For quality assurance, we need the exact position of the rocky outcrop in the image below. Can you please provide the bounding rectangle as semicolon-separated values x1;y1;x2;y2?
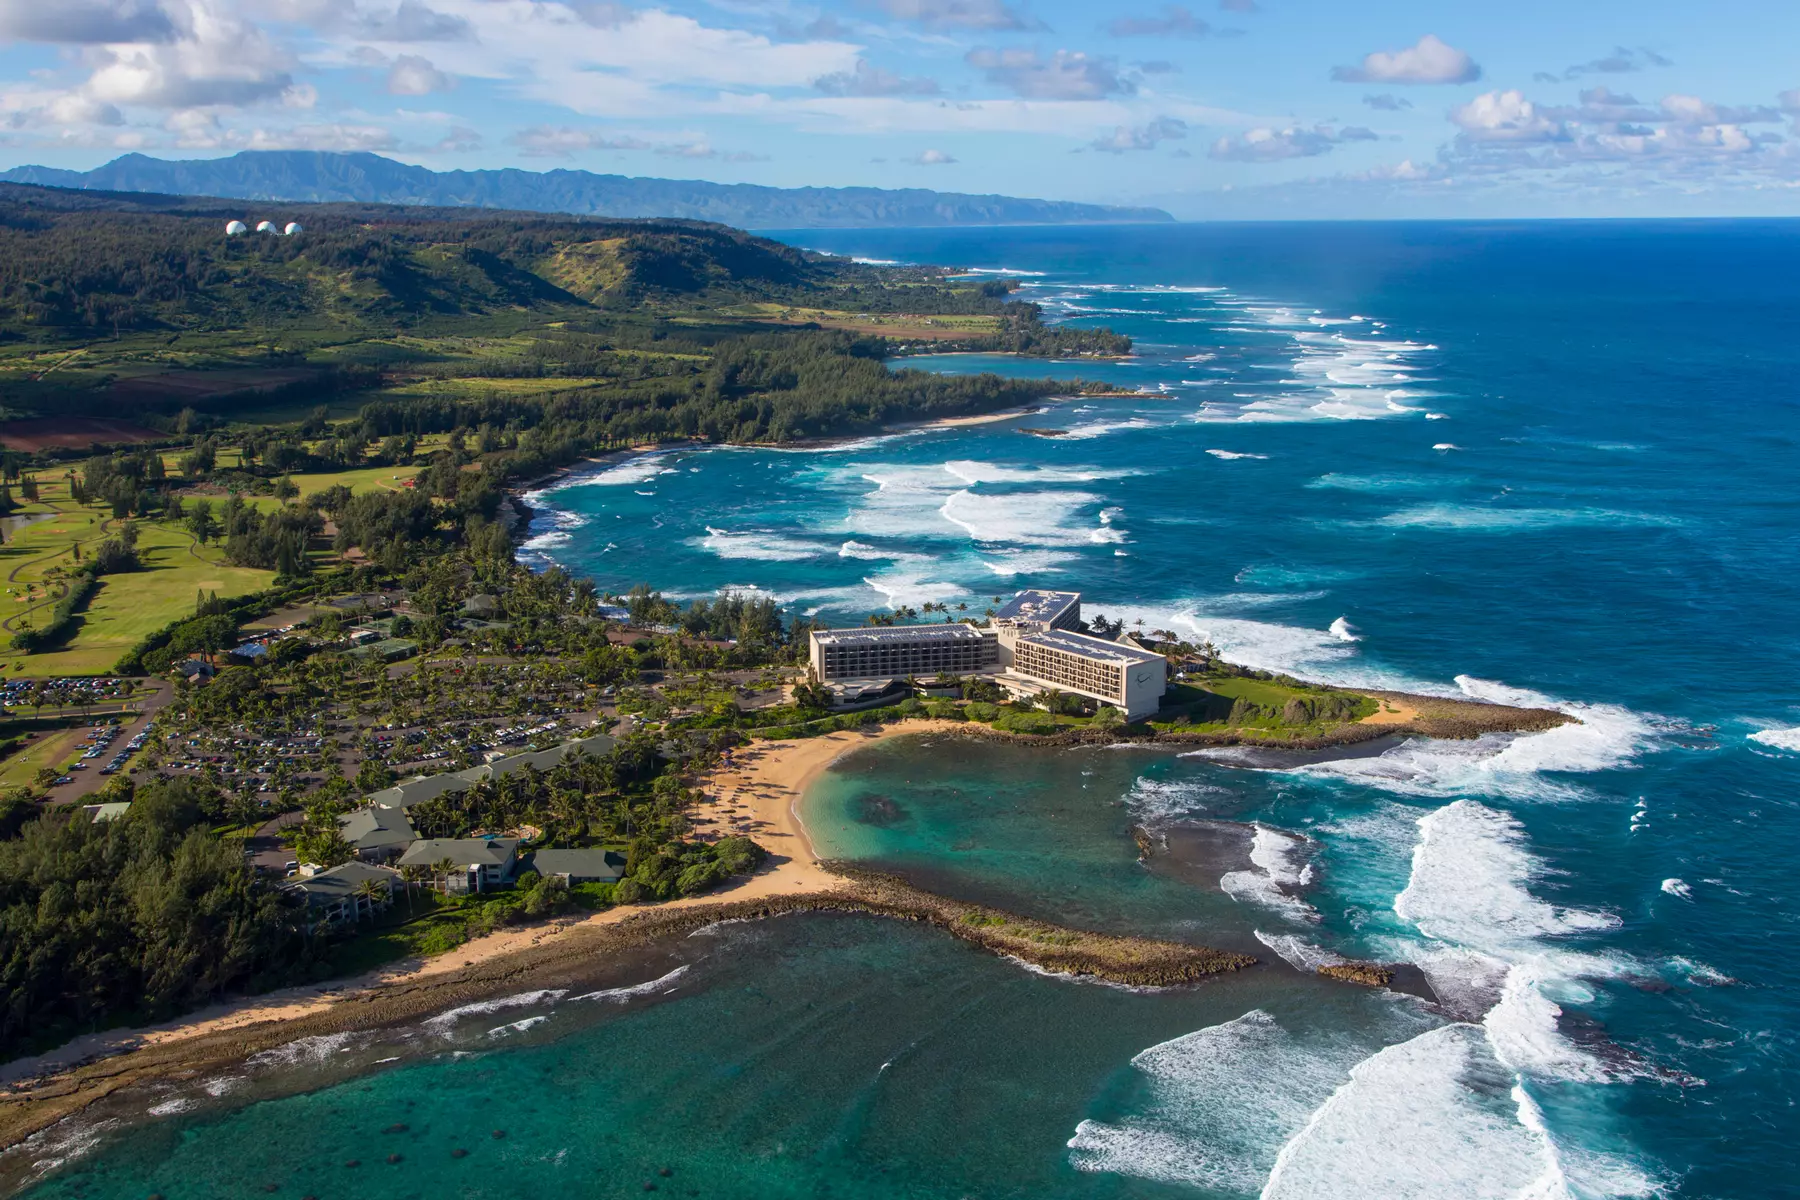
1317;962;1394;988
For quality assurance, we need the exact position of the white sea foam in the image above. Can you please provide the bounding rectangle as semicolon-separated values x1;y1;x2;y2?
1432;443;1460;451
17;1115;118;1177
940;460;1135;485
695;526;832;561
1372;504;1677;531
1392;801;1626;1085
1297;677;1659;804
862;571;966;610
423;989;568;1037
246;1031;365;1066
1123;776;1230;821
1305;472;1443;492
568;965;691;1003
1328;617;1358;643
147;1097;197;1117
939;487;1109;547
1206;449;1270;460
573;454;681;489
1395;802;1619;950
979;548;1076;576
1660;878;1691;899
519;508;588;556
487;1015;550;1038
1747;725;1800;752
1221;825;1319;923
1060;417;1159;440
1069;1011;1372;1195
1260;1024;1571;1200
1255;931;1348;973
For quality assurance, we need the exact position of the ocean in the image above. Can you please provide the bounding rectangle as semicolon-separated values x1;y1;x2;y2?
12;221;1799;1198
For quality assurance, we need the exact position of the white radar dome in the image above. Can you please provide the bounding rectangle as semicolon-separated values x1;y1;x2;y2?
283;222;304;236
255;220;278;233
225;220;248;235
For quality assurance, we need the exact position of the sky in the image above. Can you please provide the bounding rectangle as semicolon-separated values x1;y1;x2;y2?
3;0;1799;218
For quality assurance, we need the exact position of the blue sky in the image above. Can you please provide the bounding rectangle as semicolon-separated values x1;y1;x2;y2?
3;0;1798;217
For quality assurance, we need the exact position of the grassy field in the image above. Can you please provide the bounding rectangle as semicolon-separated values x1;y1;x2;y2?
237;463;421;512
702;304;1004;340
1;475;274;676
0;723;91;789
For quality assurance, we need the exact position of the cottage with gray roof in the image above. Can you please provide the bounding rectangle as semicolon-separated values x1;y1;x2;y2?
526;848;626;884
397;837;520;893
284;861;398;927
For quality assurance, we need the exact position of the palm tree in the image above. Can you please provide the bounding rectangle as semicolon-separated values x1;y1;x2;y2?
431;856;458;895
352;878;389;924
398;865;428;913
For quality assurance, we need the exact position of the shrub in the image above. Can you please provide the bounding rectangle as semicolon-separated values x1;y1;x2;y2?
613;877;644;904
895;697;927;717
994;710;1058;736
924;700;965;720
676;858;731;896
967;702;1000;722
713;835;767;875
416;922;466;955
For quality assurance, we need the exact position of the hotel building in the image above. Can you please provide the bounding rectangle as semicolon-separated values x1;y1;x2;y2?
806;589;1167;720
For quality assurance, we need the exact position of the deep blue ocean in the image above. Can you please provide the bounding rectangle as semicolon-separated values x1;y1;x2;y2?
12;222;1798;1199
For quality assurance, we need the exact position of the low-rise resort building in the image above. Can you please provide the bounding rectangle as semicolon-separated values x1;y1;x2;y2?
807;589;1167;720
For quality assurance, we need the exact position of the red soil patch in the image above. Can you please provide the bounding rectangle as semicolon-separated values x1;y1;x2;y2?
0;417;160;451
106;368;318;403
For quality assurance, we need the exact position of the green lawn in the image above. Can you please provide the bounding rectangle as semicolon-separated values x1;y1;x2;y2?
0;723;91;788
238;463;421;512
0;511;274;677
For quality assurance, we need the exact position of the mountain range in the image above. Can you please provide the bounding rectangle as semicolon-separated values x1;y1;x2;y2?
0;152;1171;228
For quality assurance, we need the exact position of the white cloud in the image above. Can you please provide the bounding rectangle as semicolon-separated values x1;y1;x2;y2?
355;0;469;40
508;125;652;156
1106;6;1211;38
52;0;302;112
1451;89;1566;143
965;48;1131;100
386;54;452;95
505;124;762;161
408;2;861;113
0;0;177;43
1658;93;1779;126
1210;125;1336;161
908;147;956;163
813;60;939;98
1089;115;1185;153
1559;46;1671;79
1332;34;1480;86
875;0;1041;32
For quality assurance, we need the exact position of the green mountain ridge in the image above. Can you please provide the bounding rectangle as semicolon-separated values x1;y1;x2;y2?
0;151;1173;228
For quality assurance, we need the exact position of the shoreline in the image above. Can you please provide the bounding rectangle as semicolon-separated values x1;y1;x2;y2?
0;723;994;1136
0;699;1572;1151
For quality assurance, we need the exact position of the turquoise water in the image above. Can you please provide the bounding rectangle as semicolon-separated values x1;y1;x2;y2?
17;222;1800;1197
12;915;1424;1200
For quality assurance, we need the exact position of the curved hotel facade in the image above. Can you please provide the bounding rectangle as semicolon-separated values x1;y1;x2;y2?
807;590;1167;720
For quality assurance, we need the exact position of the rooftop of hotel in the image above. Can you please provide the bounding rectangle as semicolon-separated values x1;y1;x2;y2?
1016;627;1164;667
812;624;990;646
994;589;1081;627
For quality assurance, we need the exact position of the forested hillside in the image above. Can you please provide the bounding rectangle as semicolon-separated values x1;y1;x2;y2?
0;183;1132;431
1;150;1174;228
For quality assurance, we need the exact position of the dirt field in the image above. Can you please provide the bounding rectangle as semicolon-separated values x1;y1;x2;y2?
0;418;161;451
104;368;320;405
